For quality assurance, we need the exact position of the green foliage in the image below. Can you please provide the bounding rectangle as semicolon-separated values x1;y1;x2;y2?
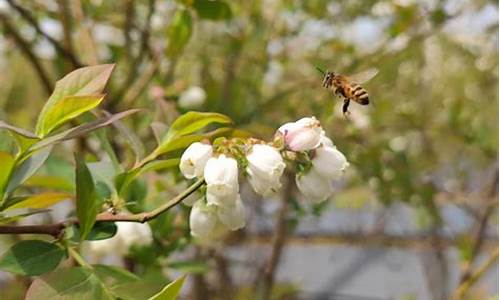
26;266;171;300
0;240;65;276
3;192;72;210
75;155;98;240
193;0;232;20
4;146;53;197
167;9;193;57
148;275;186;300
37;94;105;136
35;64;114;137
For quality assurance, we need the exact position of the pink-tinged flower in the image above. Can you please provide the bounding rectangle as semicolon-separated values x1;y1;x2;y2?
246;144;285;196
278;117;324;151
296;169;334;203
180;142;213;179
204;155;239;206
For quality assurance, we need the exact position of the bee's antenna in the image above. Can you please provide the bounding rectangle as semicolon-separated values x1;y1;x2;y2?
315;66;326;75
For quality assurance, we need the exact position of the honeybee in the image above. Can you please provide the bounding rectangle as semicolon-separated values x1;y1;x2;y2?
318;67;378;117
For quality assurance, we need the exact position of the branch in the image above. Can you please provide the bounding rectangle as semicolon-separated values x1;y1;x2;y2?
0;13;53;94
450;247;499;300
244;231;498;249
6;0;81;68
259;171;293;300
56;0;76;58
0;178;205;237
110;0;156;108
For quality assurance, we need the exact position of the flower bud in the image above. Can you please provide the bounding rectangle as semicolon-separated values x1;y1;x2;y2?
118;222;153;249
180;142;213;179
217;195;246;230
312;145;349;179
296;169;334;203
179;86;206;109
204;155;239;206
189;200;218;238
278;117;324;151
246;144;285;196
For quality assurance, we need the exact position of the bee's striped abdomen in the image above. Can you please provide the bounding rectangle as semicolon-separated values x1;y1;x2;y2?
352;84;369;105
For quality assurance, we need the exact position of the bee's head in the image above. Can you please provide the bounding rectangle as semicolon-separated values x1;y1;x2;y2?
322;71;335;88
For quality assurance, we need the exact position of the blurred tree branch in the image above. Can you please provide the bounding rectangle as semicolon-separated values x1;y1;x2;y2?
6;0;81;68
259;171;294;300
450;247;499;300
0;13;53;94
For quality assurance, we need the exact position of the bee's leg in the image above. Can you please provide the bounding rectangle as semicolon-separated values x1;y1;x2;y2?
342;98;351;118
335;87;342;97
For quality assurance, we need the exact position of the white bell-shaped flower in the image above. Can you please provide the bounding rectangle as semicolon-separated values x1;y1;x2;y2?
217;194;246;230
278;117;324;151
179;142;213;179
312;145;349;179
118;222;153;249
246;144;285;196
204;155;239;206
189;200;218;239
178;86;207;109
296;169;334;203
88;235;124;256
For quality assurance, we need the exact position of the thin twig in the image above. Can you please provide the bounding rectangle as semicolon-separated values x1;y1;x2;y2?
110;0;156;109
56;0;76;59
450;247;499;300
6;0;81;68
0;13;53;94
72;0;98;65
0;178;205;237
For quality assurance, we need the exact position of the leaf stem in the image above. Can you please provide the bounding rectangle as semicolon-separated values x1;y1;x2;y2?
68;247;92;269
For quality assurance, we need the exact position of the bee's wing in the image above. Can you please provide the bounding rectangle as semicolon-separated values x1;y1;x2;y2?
348;68;379;84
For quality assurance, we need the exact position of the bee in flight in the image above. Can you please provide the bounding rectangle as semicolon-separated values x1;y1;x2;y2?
317;67;378;117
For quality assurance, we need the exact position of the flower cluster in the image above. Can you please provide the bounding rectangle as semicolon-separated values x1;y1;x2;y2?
179;117;348;240
279;117;349;203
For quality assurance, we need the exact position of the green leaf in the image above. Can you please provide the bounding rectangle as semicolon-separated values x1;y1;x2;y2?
75;155;98;240
0;121;39;139
26;267;113;300
166;9;193;57
5;146;53;196
87;222;118;241
154;127;236;158
163;111;232;142
87;161;117;196
155;134;204;157
4;192;72;211
148;275;186;300
0;208;51;224
0;240;65;276
36;64;115;136
193;0;232;20
37;94;105;137
103;111;145;166
168;260;209;274
24;175;74;192
0;151;15;197
29;109;140;152
116;159;179;195
0;122;40;153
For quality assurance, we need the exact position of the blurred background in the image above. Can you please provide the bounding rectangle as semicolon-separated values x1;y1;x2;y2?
0;0;498;299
